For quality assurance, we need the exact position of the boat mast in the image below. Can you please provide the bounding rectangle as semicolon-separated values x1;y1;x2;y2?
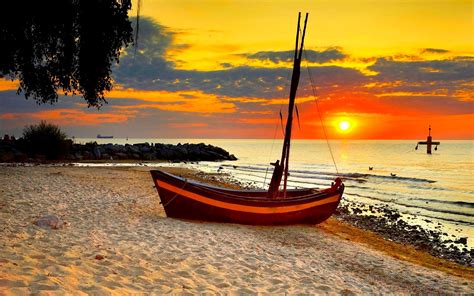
267;12;308;198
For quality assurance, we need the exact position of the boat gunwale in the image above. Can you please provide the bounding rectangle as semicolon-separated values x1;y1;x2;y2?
151;169;344;205
150;169;314;194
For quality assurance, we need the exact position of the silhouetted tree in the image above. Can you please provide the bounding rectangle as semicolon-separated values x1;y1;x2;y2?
0;0;134;107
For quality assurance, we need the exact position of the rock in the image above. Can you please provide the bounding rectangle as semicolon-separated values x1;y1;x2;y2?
74;153;83;161
93;147;102;159
133;143;152;153
455;237;468;245
155;145;176;159
33;154;46;162
95;255;104;260
115;152;128;159
142;152;156;160
335;201;474;267
33;215;64;229
1;139;237;163
14;152;28;162
133;142;150;147
0;148;15;161
127;146;140;154
82;151;92;160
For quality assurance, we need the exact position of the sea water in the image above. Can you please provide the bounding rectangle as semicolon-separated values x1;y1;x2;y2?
75;138;474;247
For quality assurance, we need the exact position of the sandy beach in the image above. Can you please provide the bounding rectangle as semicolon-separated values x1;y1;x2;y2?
0;165;473;294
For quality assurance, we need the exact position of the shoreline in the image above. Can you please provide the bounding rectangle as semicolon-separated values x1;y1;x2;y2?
0;165;473;293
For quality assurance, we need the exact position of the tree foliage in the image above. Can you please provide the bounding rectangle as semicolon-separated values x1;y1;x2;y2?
0;0;134;107
22;121;71;159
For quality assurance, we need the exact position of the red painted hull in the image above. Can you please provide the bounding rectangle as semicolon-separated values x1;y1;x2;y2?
150;170;344;225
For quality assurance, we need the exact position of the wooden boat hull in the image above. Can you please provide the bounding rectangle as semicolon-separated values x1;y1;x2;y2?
150;170;344;225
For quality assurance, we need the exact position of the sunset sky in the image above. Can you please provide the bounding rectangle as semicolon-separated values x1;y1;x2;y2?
1;0;473;139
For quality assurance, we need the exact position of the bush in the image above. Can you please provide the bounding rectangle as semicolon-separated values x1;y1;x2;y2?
22;121;71;160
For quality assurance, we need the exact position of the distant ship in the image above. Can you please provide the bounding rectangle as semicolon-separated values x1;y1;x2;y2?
97;134;113;139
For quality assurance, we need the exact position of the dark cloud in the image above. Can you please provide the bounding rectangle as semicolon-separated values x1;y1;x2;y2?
379;95;474;115
113;18;364;99
422;48;450;54
115;64;367;99
453;56;474;61
366;58;474;104
0;90;79;113
114;17;176;82
220;62;233;68
368;58;474;83
110;17;473;117
245;48;346;64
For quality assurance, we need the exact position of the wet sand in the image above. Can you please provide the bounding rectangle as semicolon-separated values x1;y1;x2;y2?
0;165;473;294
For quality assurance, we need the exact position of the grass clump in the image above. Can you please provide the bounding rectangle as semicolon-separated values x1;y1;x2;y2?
22;121;71;159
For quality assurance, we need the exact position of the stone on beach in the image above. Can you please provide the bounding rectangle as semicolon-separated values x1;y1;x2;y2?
33;215;64;229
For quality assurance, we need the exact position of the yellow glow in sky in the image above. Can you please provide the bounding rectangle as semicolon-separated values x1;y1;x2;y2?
132;0;473;70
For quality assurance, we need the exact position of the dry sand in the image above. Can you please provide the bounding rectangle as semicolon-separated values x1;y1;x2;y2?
0;165;473;294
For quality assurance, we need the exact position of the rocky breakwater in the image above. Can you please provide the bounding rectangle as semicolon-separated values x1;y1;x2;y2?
0;139;237;162
71;142;238;162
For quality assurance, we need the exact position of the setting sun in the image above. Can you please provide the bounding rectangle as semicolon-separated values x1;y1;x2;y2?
339;120;350;131
336;119;355;134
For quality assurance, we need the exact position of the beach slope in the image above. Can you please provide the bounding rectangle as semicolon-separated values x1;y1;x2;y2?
0;166;472;294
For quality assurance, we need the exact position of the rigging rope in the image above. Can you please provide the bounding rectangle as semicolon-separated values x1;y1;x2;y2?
303;48;340;175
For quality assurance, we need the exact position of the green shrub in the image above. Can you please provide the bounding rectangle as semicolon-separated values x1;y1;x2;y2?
22;121;71;160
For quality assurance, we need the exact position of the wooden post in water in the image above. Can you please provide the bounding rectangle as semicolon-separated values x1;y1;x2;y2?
416;125;440;154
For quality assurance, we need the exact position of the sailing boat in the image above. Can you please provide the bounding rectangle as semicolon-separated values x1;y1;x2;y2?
150;13;344;225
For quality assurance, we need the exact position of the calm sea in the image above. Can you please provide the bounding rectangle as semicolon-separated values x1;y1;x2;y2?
75;138;474;247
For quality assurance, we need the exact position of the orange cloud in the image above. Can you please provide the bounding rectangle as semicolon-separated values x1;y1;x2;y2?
0;79;18;91
240;110;273;115
0;113;18;120
222;97;268;103
106;88;236;113
237;118;279;125
168;123;208;128
0;109;133;126
375;91;447;97
265;96;315;105
112;102;235;113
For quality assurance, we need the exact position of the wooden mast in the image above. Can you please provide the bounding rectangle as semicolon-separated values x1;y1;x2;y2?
267;12;308;198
